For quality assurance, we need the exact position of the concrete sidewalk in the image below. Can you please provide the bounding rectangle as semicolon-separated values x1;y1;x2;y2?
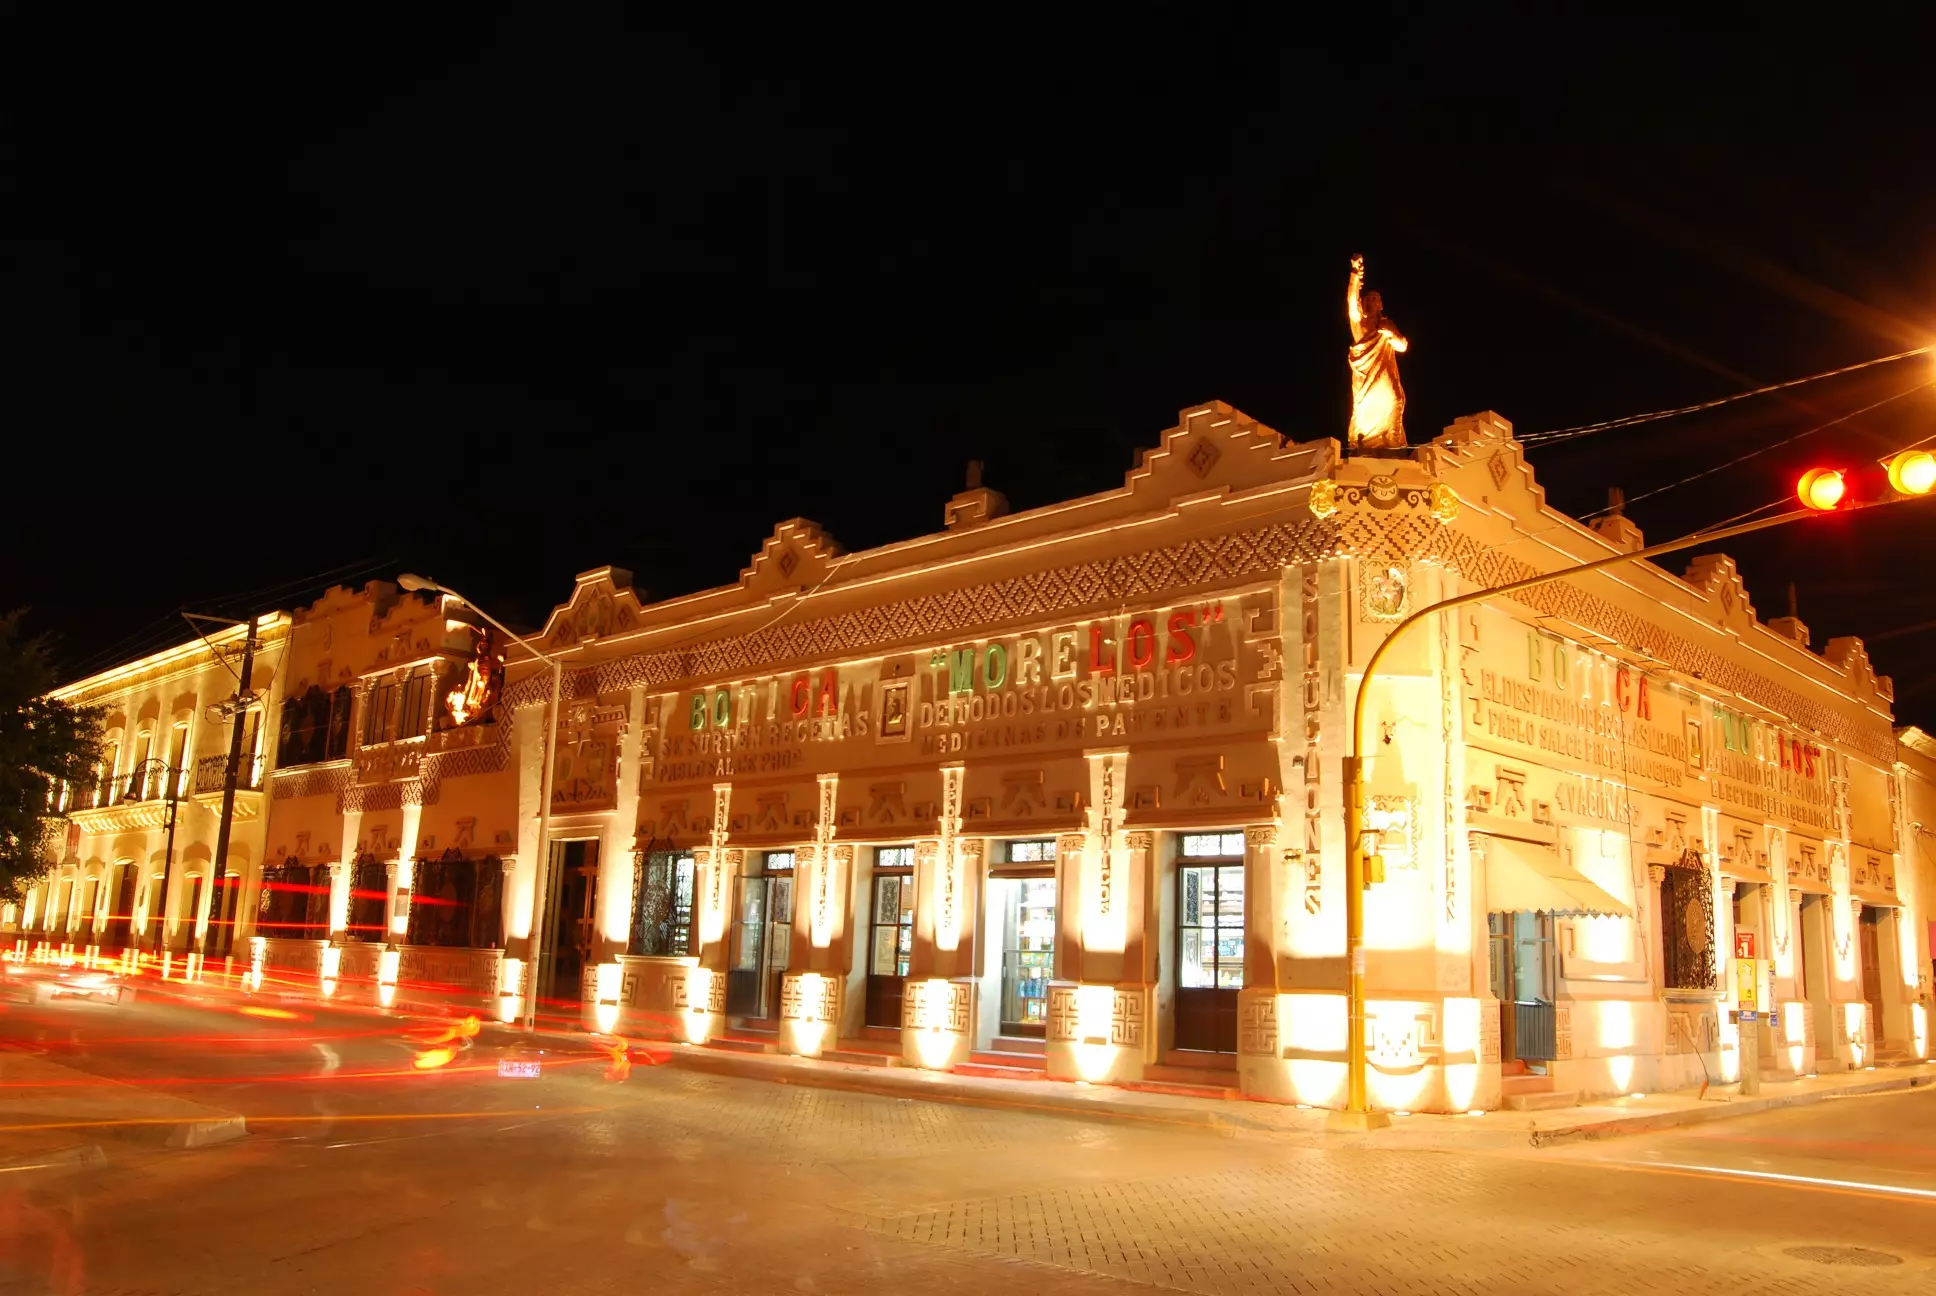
644;1041;1936;1150
0;1049;247;1173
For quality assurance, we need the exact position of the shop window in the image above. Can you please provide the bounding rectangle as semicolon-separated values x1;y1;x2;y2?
1659;853;1716;991
170;723;192;798
258;862;317;939
405;850;502;949
396;671;431;740
281;686;355;767
1180;831;1247;859
345;855;388;942
1006;839;1057;864
362;681;398;747
629;850;696;957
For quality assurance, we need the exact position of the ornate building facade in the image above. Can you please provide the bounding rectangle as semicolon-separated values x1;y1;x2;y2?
6;617;289;974
460;404;1926;1111
251;582;516;1013
14;403;1929;1114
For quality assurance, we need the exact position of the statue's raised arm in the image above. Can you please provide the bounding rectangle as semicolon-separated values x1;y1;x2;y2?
1347;254;1368;342
1344;254;1407;449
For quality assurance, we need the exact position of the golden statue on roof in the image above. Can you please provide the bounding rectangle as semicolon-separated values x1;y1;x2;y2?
1346;254;1408;450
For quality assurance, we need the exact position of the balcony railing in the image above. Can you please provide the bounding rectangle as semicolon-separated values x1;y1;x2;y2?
194;752;266;795
114;758;176;805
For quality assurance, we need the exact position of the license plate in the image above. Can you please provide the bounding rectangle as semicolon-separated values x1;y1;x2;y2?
498;1058;541;1078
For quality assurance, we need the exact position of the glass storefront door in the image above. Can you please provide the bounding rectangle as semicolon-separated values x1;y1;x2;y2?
1175;856;1244;1052
866;861;915;1028
998;877;1057;1036
727;854;794;1021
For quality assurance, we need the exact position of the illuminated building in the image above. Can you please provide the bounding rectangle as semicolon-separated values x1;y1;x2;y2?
251;582;515;1014
461;405;1925;1108
14;404;1925;1112
4;617;288;975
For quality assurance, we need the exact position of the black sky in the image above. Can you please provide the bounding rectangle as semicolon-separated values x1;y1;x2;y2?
6;10;1935;721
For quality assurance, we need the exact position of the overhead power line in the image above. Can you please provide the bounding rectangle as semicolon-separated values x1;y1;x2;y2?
1523;344;1935;447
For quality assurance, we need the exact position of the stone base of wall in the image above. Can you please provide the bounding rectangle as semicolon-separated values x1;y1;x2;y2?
1235;989;1502;1114
1043;981;1152;1084
611;955;715;1042
900;976;977;1070
780;971;845;1058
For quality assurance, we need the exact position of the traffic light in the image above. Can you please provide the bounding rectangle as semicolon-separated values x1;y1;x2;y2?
1797;468;1847;511
1887;450;1936;496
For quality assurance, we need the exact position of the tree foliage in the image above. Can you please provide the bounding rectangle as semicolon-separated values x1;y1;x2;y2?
0;611;104;901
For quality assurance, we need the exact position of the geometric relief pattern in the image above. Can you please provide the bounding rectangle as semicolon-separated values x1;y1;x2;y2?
1552;1003;1573;1062
1046;985;1081;1044
1238;991;1278;1057
506;517;1340;710
1110;987;1145;1049
779;972;842;1025
270;764;352;804
1478;1005;1501;1065
396;947;501;994
902;981;973;1034
501;502;1893;764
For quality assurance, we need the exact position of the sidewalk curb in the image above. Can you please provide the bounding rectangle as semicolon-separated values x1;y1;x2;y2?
661;1046;1277;1134
0;1143;108;1175
1525;1070;1936;1148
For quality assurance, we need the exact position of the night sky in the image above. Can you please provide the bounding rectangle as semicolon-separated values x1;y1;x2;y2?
7;12;1934;723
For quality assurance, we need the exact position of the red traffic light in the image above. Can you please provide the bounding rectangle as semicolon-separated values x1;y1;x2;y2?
1797;468;1847;511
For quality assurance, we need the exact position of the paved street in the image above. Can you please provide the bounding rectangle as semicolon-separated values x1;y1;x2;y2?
0;985;1932;1294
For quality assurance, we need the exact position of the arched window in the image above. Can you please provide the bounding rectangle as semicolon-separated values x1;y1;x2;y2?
345;855;388;943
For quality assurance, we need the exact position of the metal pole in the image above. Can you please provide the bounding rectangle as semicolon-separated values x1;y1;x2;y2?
150;771;181;962
1333;501;1903;1127
523;658;563;1031
203;614;258;982
396;576;566;1034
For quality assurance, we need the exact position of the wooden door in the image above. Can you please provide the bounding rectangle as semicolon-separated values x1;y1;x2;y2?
1859;908;1885;1041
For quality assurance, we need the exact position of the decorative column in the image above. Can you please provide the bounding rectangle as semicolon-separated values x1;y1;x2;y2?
782;775;848;1057
321;860;349;995
1043;750;1148;1085
901;764;979;1070
680;783;733;1044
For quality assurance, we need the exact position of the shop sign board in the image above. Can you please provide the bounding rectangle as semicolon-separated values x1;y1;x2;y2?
648;593;1276;787
1458;604;1834;838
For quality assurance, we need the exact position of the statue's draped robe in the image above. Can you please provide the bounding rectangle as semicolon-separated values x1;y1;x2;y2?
1347;324;1406;448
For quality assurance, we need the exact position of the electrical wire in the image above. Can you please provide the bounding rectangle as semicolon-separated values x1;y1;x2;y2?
1575;380;1933;522
1521;344;1935;446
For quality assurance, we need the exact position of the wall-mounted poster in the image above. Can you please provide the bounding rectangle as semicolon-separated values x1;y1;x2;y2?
879;681;910;741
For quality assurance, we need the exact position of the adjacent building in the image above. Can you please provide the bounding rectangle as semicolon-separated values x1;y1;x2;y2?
12;403;1931;1114
7;617;289;974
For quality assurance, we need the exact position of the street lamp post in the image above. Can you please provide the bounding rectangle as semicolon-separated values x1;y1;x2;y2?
1332;499;1916;1129
398;574;563;1033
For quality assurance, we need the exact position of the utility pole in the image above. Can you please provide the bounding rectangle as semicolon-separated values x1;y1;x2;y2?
202;614;259;981
150;766;183;961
